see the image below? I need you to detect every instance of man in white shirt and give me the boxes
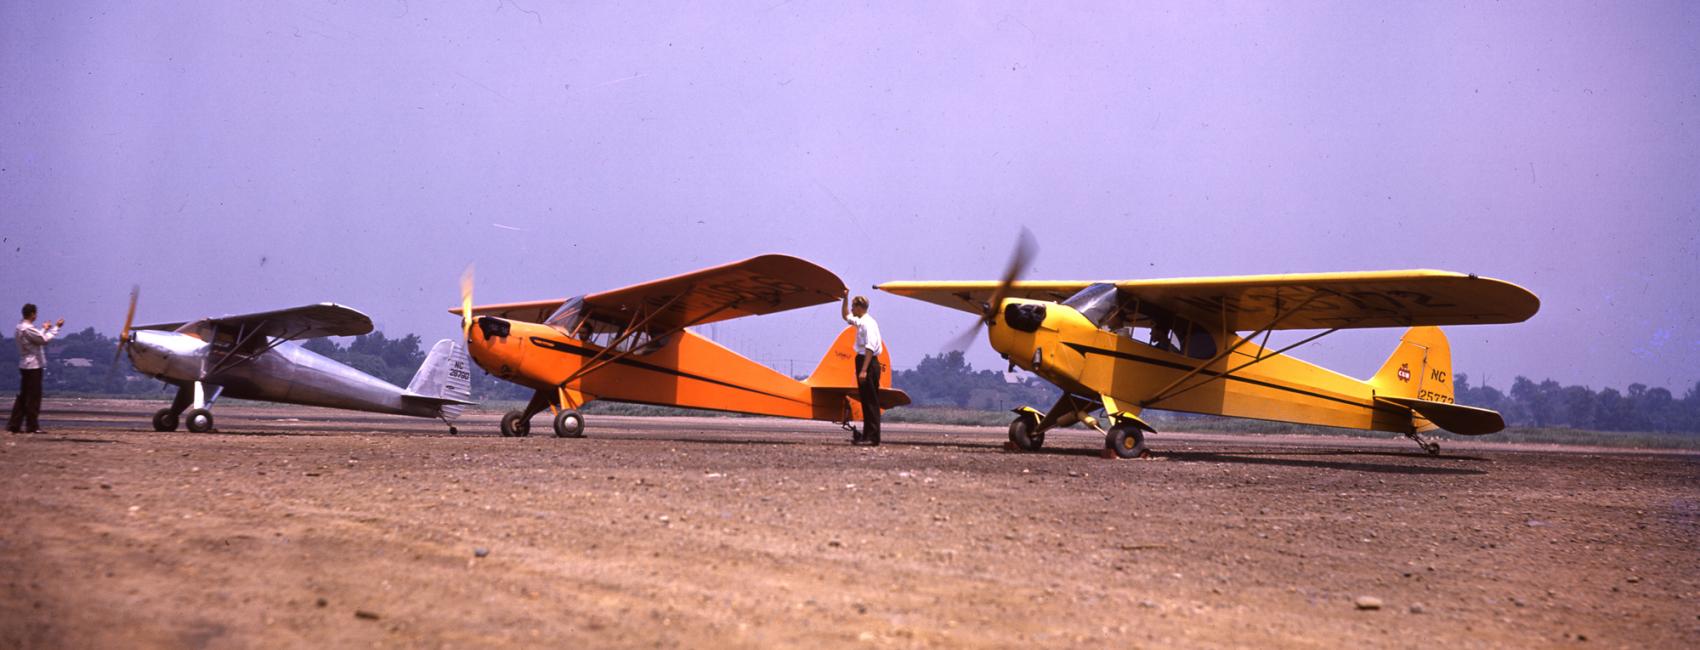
[9,303,63,433]
[841,293,884,445]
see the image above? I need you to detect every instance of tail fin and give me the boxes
[405,339,475,420]
[1369,326,1453,403]
[805,326,894,389]
[805,326,910,415]
[1368,326,1502,434]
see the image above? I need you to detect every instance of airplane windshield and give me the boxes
[543,296,670,355]
[1061,283,1124,329]
[543,296,589,336]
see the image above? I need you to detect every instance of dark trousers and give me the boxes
[855,355,882,443]
[8,369,43,432]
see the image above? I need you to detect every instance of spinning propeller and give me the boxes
[459,264,476,337]
[943,227,1038,352]
[108,285,139,382]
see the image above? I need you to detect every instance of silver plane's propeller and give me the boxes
[943,227,1037,352]
[108,285,139,383]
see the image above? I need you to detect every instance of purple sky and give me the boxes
[3,1,1697,392]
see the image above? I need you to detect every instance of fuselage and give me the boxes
[987,299,1414,433]
[466,317,865,421]
[126,329,442,418]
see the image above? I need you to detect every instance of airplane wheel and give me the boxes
[152,408,179,432]
[448,426,458,436]
[185,409,215,434]
[1106,423,1148,459]
[1424,441,1441,456]
[1008,415,1044,451]
[553,410,586,438]
[500,410,531,437]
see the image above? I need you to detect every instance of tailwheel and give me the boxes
[1406,432,1441,456]
[1008,413,1044,451]
[184,408,215,434]
[500,410,532,437]
[152,408,179,432]
[1106,422,1149,459]
[553,410,586,438]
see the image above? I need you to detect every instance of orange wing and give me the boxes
[452,254,847,329]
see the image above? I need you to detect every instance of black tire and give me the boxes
[152,408,179,432]
[500,410,531,438]
[185,408,215,434]
[1424,441,1441,456]
[448,426,458,436]
[553,410,586,438]
[1106,423,1148,459]
[1008,414,1044,451]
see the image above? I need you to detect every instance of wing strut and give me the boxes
[201,320,314,378]
[552,290,743,391]
[1140,290,1328,408]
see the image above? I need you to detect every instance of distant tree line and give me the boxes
[5,331,1700,432]
[891,350,1061,411]
[1455,374,1700,433]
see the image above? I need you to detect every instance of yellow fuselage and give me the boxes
[989,299,1414,433]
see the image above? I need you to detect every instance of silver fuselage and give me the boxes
[126,330,441,418]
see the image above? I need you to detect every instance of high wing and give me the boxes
[877,270,1539,331]
[453,254,847,330]
[137,303,375,341]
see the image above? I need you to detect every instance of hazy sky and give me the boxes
[3,1,1697,392]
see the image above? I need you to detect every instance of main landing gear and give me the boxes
[153,382,220,433]
[1007,394,1156,459]
[502,389,587,438]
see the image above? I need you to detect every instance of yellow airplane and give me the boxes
[878,236,1539,458]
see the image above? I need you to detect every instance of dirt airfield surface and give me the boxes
[2,399,1697,649]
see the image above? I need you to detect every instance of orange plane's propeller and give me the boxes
[943,227,1037,352]
[459,265,475,337]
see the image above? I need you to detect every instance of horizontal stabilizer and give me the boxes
[401,393,478,407]
[812,386,913,410]
[1376,396,1504,435]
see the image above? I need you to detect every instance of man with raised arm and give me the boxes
[840,293,884,446]
[9,303,63,434]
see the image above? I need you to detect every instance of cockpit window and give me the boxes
[1061,283,1124,329]
[543,296,670,355]
[544,296,589,337]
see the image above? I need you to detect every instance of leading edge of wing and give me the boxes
[874,281,1095,316]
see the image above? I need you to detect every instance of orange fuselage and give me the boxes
[467,318,896,421]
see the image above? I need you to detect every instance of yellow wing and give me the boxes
[877,270,1539,331]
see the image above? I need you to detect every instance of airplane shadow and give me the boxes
[1158,450,1487,476]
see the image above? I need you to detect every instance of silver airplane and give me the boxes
[116,291,474,434]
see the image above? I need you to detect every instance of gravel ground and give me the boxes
[2,399,1696,648]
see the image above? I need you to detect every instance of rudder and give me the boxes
[805,326,894,389]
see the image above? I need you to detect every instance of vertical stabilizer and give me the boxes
[1369,326,1455,403]
[407,339,475,419]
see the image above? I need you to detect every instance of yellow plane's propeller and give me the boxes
[943,227,1037,352]
[108,285,139,382]
[459,264,475,337]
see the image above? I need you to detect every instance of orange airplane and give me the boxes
[450,255,909,438]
